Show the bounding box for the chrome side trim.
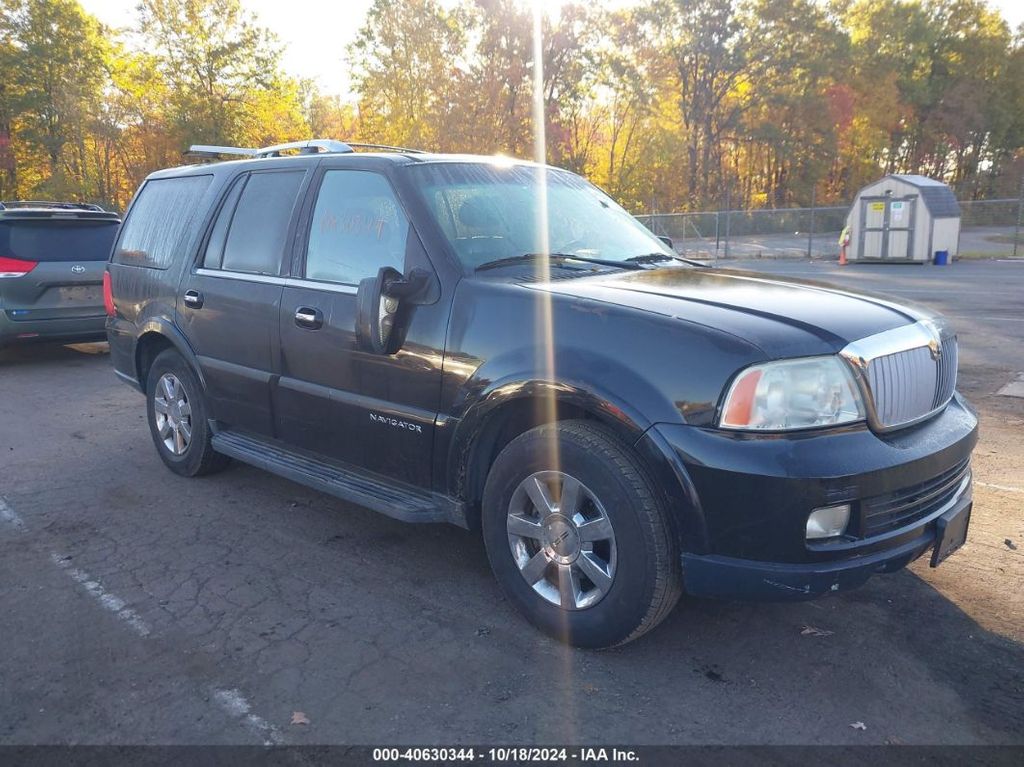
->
[194,268,358,295]
[194,268,282,285]
[840,319,956,432]
[287,278,358,296]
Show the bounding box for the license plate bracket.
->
[930,501,971,567]
[59,285,101,302]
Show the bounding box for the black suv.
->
[0,201,120,348]
[106,140,977,647]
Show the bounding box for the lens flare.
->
[531,2,558,474]
[531,2,579,689]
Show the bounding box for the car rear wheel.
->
[146,348,229,477]
[482,420,681,648]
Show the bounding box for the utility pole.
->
[1015,175,1023,258]
[807,186,816,260]
[724,183,731,259]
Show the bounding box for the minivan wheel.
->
[482,421,681,648]
[145,349,229,477]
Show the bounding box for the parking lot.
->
[672,225,1021,260]
[1,260,1021,746]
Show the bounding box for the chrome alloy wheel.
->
[153,373,192,456]
[506,471,617,610]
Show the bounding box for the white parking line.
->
[0,498,26,531]
[212,688,284,745]
[997,373,1024,398]
[49,553,152,638]
[976,481,1024,494]
[869,289,1023,296]
[3,496,283,745]
[949,316,1024,323]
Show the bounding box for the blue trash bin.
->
[934,250,949,266]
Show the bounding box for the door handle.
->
[295,307,323,330]
[183,289,203,309]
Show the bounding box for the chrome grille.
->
[842,322,958,431]
[867,346,938,427]
[933,335,958,409]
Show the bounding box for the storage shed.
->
[846,175,961,262]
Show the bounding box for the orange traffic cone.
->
[838,224,850,266]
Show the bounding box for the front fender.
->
[441,374,709,553]
[450,344,684,427]
[459,374,651,450]
[443,341,686,494]
[440,338,710,530]
[446,375,645,490]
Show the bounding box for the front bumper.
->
[680,480,971,601]
[651,393,978,600]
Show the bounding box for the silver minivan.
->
[0,202,120,348]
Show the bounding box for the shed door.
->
[858,195,917,260]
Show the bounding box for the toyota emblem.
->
[71,265,85,274]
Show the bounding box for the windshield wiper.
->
[475,253,644,272]
[625,252,708,268]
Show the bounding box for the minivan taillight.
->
[103,270,116,317]
[0,256,38,278]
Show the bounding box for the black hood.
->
[528,265,930,359]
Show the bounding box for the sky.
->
[80,0,1024,99]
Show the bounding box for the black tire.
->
[145,348,229,477]
[482,420,681,648]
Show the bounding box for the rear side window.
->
[216,171,304,276]
[114,175,212,268]
[201,176,245,270]
[0,220,119,262]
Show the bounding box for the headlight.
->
[719,356,865,431]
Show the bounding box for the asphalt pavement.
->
[1,260,1022,746]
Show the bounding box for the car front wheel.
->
[482,421,681,648]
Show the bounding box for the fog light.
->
[806,504,851,540]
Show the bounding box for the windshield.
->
[406,162,673,270]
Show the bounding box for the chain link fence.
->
[637,195,1024,261]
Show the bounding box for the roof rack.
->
[185,138,426,161]
[345,143,426,154]
[0,200,106,212]
[186,145,260,159]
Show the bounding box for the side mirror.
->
[356,266,430,354]
[658,235,674,250]
[382,267,430,300]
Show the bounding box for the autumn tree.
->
[349,0,466,150]
[137,0,306,149]
[301,83,360,142]
[0,0,108,200]
[4,0,1024,214]
[0,31,17,197]
[735,0,848,207]
[640,0,752,207]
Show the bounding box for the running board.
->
[211,431,466,527]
